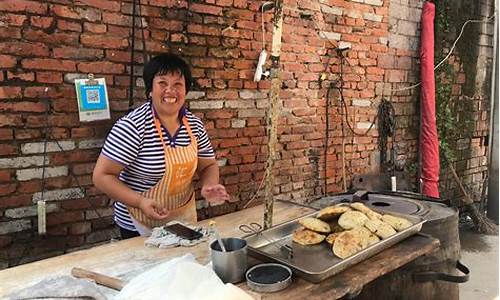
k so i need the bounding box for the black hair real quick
[143,53,193,97]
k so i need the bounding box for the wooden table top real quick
[0,201,439,299]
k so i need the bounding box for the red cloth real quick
[420,1,440,198]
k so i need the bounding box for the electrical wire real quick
[242,171,267,209]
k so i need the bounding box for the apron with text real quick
[127,114,198,229]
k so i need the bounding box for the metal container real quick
[210,238,248,283]
[311,191,469,300]
[243,208,424,283]
[246,263,292,293]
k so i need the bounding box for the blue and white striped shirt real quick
[101,101,215,231]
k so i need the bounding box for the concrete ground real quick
[459,227,499,300]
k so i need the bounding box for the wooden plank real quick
[0,202,314,297]
[263,0,284,229]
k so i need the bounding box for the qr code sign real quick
[86,89,100,103]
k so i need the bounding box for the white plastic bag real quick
[114,253,253,300]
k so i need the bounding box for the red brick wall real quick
[0,0,493,268]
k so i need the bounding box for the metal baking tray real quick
[242,207,425,283]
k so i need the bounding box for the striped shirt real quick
[101,101,215,231]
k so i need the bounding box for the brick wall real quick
[0,0,494,268]
[432,0,495,206]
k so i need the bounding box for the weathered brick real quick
[0,27,21,39]
[5,203,57,218]
[189,100,224,109]
[102,11,131,26]
[365,0,383,6]
[0,13,27,26]
[32,188,85,203]
[0,220,31,235]
[80,34,128,49]
[0,55,17,68]
[36,72,63,83]
[30,16,54,28]
[16,166,68,181]
[0,87,21,99]
[0,0,47,14]
[75,0,121,12]
[47,211,84,226]
[0,42,49,57]
[78,139,104,149]
[57,20,82,32]
[0,115,23,127]
[7,71,35,81]
[85,207,113,220]
[22,29,80,46]
[83,22,107,33]
[22,59,76,72]
[77,61,124,74]
[69,222,92,235]
[85,228,115,243]
[0,102,46,113]
[51,5,101,22]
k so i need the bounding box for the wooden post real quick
[263,0,284,229]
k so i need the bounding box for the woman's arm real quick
[92,155,168,219]
[197,158,230,204]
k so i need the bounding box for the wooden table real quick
[0,201,439,299]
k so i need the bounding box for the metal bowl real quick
[246,263,292,293]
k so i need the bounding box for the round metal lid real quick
[246,263,292,293]
[365,194,429,216]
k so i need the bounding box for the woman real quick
[93,53,230,238]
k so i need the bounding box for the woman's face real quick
[150,71,186,118]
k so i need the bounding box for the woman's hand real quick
[201,184,230,206]
[138,197,170,220]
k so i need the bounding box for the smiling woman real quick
[92,53,230,238]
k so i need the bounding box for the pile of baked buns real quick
[292,203,413,259]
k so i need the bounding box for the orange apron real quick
[128,113,198,229]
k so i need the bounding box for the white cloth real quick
[114,254,253,300]
[144,221,209,248]
[131,216,153,236]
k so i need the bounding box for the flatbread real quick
[325,232,343,245]
[332,230,369,259]
[367,233,380,246]
[350,202,383,220]
[316,205,351,221]
[292,227,325,245]
[364,218,397,239]
[351,226,372,239]
[338,211,369,230]
[298,217,331,233]
[381,214,413,231]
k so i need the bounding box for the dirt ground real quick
[459,227,499,300]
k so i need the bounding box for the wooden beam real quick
[263,0,284,229]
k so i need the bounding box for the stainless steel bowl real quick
[246,263,292,293]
